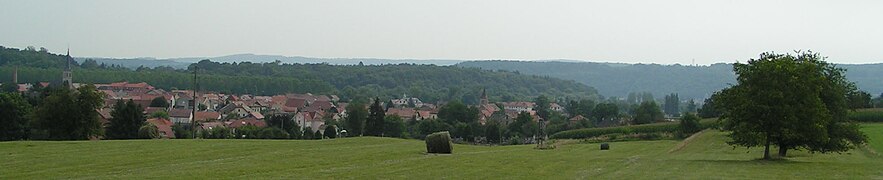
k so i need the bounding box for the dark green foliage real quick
[265,114,299,138]
[425,131,453,154]
[848,109,883,122]
[172,124,191,139]
[258,127,289,139]
[507,112,538,138]
[592,103,618,124]
[565,99,594,118]
[313,130,322,140]
[302,129,314,139]
[383,116,405,138]
[205,126,233,139]
[485,122,502,144]
[107,100,147,139]
[698,95,721,118]
[0,82,16,93]
[31,85,104,140]
[365,98,385,136]
[437,101,479,125]
[534,95,551,120]
[550,119,717,139]
[663,93,680,117]
[633,101,663,125]
[847,91,873,109]
[149,96,169,108]
[234,125,261,139]
[0,92,32,141]
[685,99,697,113]
[417,119,452,139]
[149,111,170,119]
[324,125,337,139]
[138,124,160,139]
[345,102,367,136]
[716,52,867,159]
[679,113,702,137]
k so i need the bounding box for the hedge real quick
[425,131,453,154]
[551,119,717,139]
[848,108,883,122]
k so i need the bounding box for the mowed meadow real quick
[2,124,883,179]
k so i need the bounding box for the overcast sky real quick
[1,0,881,64]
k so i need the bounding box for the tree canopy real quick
[715,52,867,159]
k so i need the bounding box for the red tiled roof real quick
[386,108,417,118]
[169,108,192,118]
[194,111,221,121]
[284,98,307,109]
[146,118,175,138]
[227,118,267,128]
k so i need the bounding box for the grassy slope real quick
[2,126,882,179]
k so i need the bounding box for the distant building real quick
[62,49,73,88]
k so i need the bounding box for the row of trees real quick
[1,85,106,140]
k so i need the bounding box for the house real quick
[502,102,536,112]
[550,103,564,112]
[569,115,587,125]
[169,108,193,124]
[194,111,221,122]
[227,118,267,129]
[146,118,175,138]
[200,122,226,131]
[295,111,325,133]
[218,103,255,119]
[386,107,417,120]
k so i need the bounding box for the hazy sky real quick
[1,0,882,64]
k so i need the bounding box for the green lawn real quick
[2,126,882,179]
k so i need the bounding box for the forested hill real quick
[0,46,599,103]
[457,60,883,100]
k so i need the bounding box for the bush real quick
[848,108,883,122]
[258,127,289,139]
[551,119,717,139]
[679,113,702,137]
[324,125,338,139]
[138,124,160,139]
[425,131,453,154]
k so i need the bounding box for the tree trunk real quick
[763,134,771,160]
[778,145,788,157]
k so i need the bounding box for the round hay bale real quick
[600,143,610,150]
[425,131,453,154]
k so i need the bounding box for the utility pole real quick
[190,65,199,138]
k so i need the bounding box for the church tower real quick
[480,88,489,105]
[62,49,73,88]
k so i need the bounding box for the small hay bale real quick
[600,143,610,150]
[425,131,453,154]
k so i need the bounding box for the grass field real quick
[2,125,882,179]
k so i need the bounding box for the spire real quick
[480,88,489,105]
[65,48,71,70]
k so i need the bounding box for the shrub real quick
[138,124,160,139]
[551,119,717,139]
[425,131,453,154]
[679,113,702,137]
[848,108,883,122]
[258,127,289,139]
[324,125,338,139]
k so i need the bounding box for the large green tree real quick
[265,114,300,139]
[633,101,663,125]
[592,102,619,124]
[716,52,867,159]
[365,97,386,136]
[106,100,147,139]
[31,85,104,140]
[344,102,368,136]
[663,93,680,117]
[0,92,32,141]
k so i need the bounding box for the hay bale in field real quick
[425,131,453,154]
[600,143,610,150]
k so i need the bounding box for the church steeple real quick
[12,66,18,84]
[62,48,73,88]
[480,88,489,105]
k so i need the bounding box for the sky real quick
[1,0,882,65]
